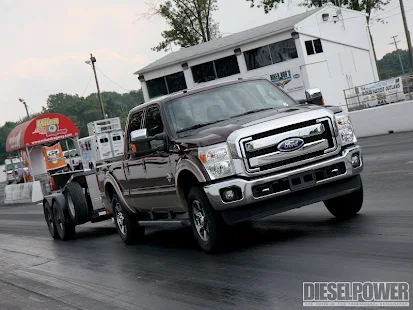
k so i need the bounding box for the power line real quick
[95,67,132,92]
[82,73,93,97]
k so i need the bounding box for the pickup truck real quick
[98,78,363,252]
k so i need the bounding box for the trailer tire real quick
[43,201,59,239]
[64,182,89,225]
[53,200,75,240]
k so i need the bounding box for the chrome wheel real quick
[115,202,127,236]
[192,200,209,242]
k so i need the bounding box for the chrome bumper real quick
[204,145,363,211]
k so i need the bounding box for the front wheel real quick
[112,194,145,245]
[187,187,226,253]
[324,177,364,219]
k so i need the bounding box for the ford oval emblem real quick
[293,74,300,79]
[277,138,305,152]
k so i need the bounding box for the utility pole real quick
[86,53,106,119]
[389,35,405,74]
[399,0,413,73]
[18,98,30,119]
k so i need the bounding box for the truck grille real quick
[240,118,337,174]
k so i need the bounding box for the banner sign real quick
[270,67,304,93]
[357,77,405,105]
[43,144,67,171]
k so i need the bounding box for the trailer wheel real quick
[43,201,59,239]
[53,200,75,240]
[64,182,89,225]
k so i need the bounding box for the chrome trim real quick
[249,139,329,168]
[204,145,362,211]
[245,123,325,152]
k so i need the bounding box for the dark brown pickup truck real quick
[98,78,364,252]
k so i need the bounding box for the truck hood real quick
[177,105,327,147]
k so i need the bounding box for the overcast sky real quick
[0,0,412,125]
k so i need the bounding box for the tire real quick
[53,200,76,240]
[43,201,59,239]
[324,177,364,219]
[187,187,226,253]
[112,194,145,245]
[64,182,89,225]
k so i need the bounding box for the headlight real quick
[198,143,235,180]
[335,113,357,146]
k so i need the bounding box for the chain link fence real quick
[344,75,413,112]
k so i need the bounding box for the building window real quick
[147,77,168,98]
[269,38,298,63]
[192,61,216,83]
[215,55,240,78]
[165,71,187,93]
[146,71,187,99]
[305,39,323,56]
[244,39,298,70]
[191,55,240,83]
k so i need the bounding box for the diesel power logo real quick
[303,282,409,307]
[33,118,68,137]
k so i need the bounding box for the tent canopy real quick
[6,113,80,152]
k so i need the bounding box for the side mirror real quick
[130,130,167,156]
[131,129,148,143]
[305,88,324,106]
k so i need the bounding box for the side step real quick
[138,219,191,227]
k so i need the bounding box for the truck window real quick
[127,110,144,152]
[145,106,163,137]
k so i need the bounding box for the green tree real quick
[378,49,412,79]
[147,0,220,52]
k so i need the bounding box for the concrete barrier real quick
[4,181,44,204]
[349,100,413,138]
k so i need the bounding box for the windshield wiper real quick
[230,107,275,119]
[176,119,225,133]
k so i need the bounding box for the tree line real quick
[0,90,144,162]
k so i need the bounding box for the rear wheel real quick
[112,194,145,245]
[43,201,59,239]
[53,200,76,240]
[64,182,89,225]
[324,177,364,218]
[187,187,226,253]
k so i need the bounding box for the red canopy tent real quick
[6,113,80,182]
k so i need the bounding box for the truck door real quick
[122,110,146,210]
[134,105,182,212]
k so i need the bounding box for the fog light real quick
[223,189,235,201]
[351,154,361,167]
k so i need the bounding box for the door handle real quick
[124,162,130,174]
[142,159,147,172]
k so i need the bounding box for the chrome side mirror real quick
[130,129,148,143]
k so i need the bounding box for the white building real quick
[135,4,378,110]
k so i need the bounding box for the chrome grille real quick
[240,118,337,174]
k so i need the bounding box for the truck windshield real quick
[164,79,297,135]
[6,162,23,171]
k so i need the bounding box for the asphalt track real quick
[0,132,412,310]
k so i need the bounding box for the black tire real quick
[324,178,364,219]
[53,200,76,240]
[64,182,89,225]
[112,194,145,245]
[43,201,59,239]
[187,187,226,253]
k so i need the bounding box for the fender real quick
[175,157,207,185]
[103,172,136,214]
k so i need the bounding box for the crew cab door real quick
[135,105,182,211]
[122,109,146,210]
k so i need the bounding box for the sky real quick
[0,0,412,125]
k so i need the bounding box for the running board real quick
[138,220,191,227]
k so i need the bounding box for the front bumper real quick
[204,145,363,213]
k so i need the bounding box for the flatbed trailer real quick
[42,167,112,240]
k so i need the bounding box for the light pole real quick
[18,98,30,119]
[85,53,106,119]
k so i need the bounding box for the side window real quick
[127,110,144,152]
[145,106,164,137]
